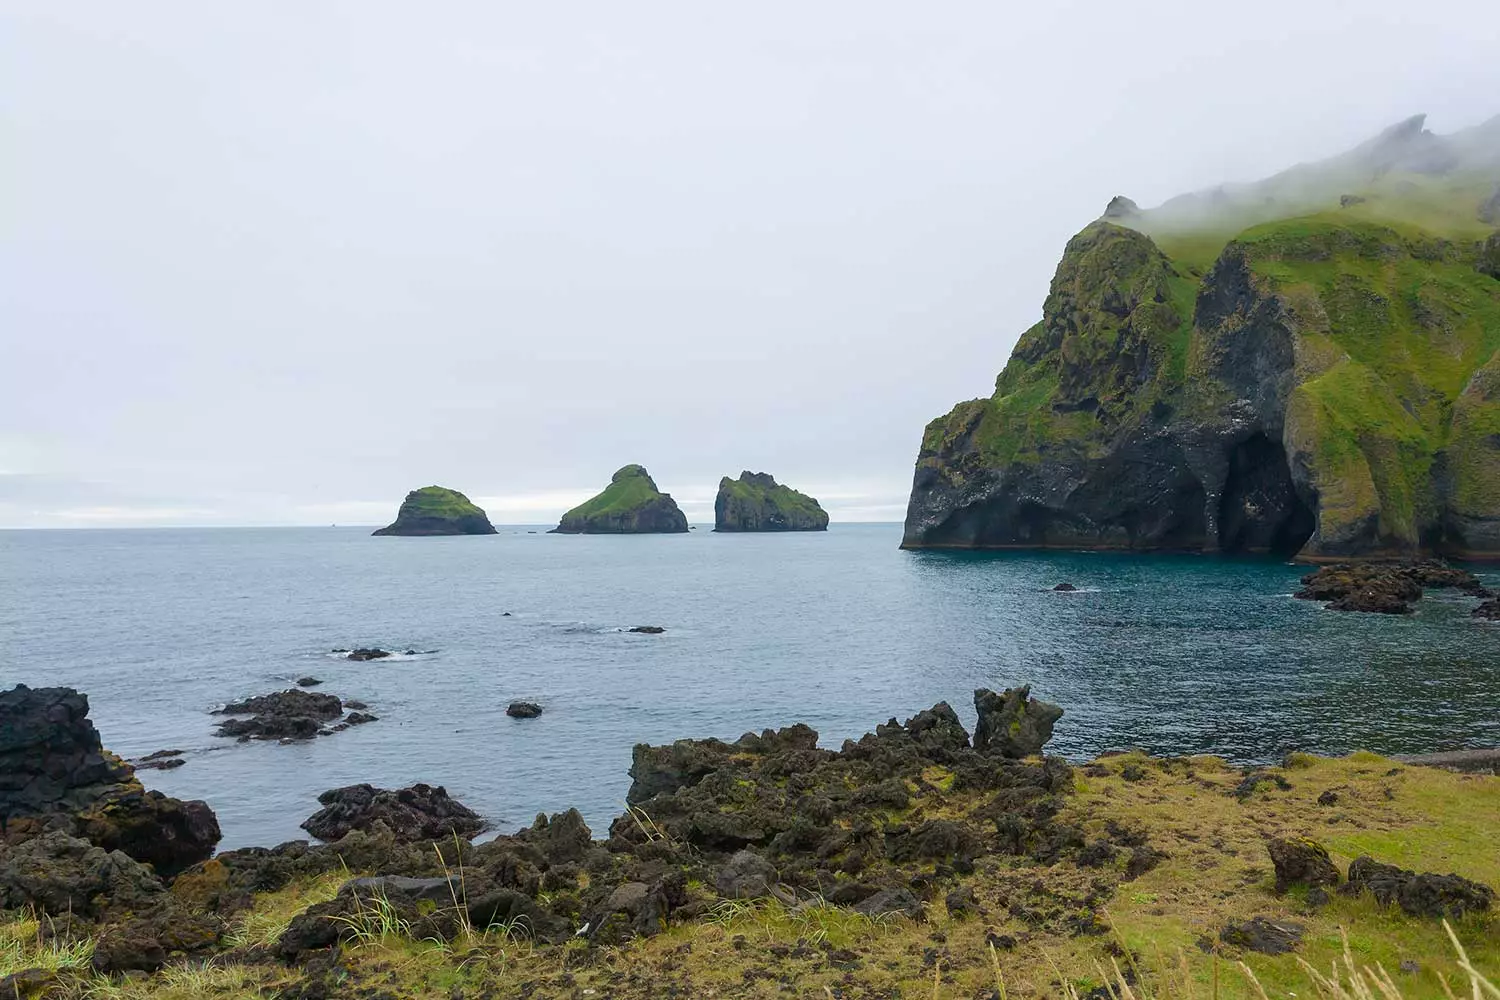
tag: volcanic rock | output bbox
[300,783,486,843]
[713,471,828,532]
[372,485,497,536]
[1346,855,1494,919]
[551,465,688,534]
[213,689,343,741]
[972,686,1063,758]
[1268,837,1340,894]
[506,701,543,719]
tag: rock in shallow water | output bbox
[213,689,344,741]
[506,701,543,718]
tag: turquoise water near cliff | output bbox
[2,524,1496,849]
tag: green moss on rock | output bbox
[372,486,496,537]
[552,465,688,534]
[713,472,828,532]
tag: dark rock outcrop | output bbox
[0,830,163,917]
[1220,916,1304,955]
[551,465,688,534]
[213,689,344,741]
[1294,561,1490,614]
[300,783,486,843]
[0,685,220,872]
[1268,837,1340,895]
[372,485,497,536]
[506,701,543,719]
[713,471,829,532]
[972,686,1062,758]
[1346,855,1494,919]
[346,648,391,661]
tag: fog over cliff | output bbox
[2,1,1498,527]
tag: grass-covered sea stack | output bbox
[713,471,829,532]
[551,464,689,534]
[903,113,1500,560]
[372,486,497,536]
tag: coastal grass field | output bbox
[5,751,1495,999]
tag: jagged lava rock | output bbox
[902,114,1500,560]
[713,471,829,532]
[972,686,1063,758]
[0,685,220,873]
[300,783,486,843]
[372,486,497,536]
[551,464,688,534]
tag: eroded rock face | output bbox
[551,465,689,534]
[901,121,1500,560]
[300,783,486,843]
[972,687,1062,759]
[0,685,220,873]
[713,472,829,532]
[372,486,497,536]
[0,830,163,918]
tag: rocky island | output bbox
[713,471,829,531]
[903,114,1500,560]
[371,486,496,536]
[551,464,688,534]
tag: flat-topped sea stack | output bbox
[551,464,688,534]
[714,471,829,532]
[903,113,1500,560]
[372,486,497,536]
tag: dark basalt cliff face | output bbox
[904,116,1500,560]
[373,486,496,536]
[714,471,829,532]
[552,465,689,534]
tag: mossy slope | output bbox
[371,486,496,536]
[904,114,1500,559]
[552,465,689,534]
[713,471,829,532]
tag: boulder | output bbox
[0,830,163,917]
[506,702,543,719]
[372,485,497,536]
[1220,916,1304,955]
[1346,856,1493,919]
[346,648,391,661]
[520,809,592,864]
[1053,582,1078,592]
[972,686,1062,758]
[300,783,485,843]
[296,677,322,687]
[1267,837,1340,894]
[551,465,689,534]
[0,686,220,871]
[715,849,778,899]
[852,887,924,919]
[713,471,829,532]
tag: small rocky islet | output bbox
[371,485,496,537]
[550,464,688,534]
[2,681,1496,997]
[713,471,828,532]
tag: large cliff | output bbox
[714,471,829,532]
[372,486,497,536]
[903,114,1500,560]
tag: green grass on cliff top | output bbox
[561,465,666,521]
[399,486,485,519]
[716,474,825,513]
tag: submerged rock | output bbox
[372,485,497,536]
[627,625,666,634]
[551,465,688,534]
[346,647,391,661]
[972,686,1063,758]
[1053,582,1078,592]
[713,471,828,532]
[300,783,486,843]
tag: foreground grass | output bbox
[10,752,1495,998]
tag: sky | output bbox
[2,2,1498,528]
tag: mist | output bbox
[3,1,1497,527]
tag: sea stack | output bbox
[714,471,829,532]
[552,465,688,534]
[372,486,497,536]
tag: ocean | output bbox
[3,524,1496,849]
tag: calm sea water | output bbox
[2,524,1497,849]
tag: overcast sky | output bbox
[2,2,1497,527]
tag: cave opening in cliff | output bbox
[1217,433,1315,555]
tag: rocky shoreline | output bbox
[1,683,1495,998]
